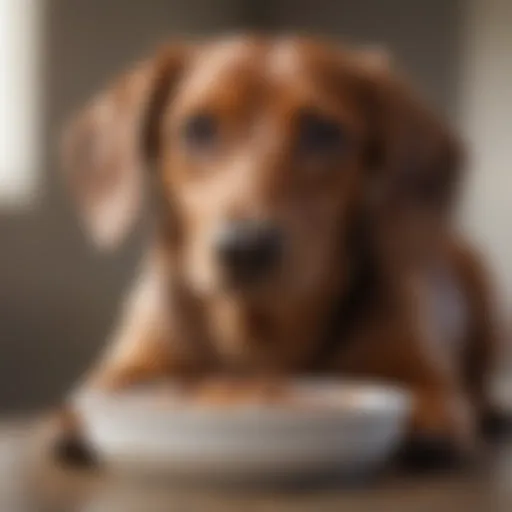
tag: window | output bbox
[0,0,41,207]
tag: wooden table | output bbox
[3,420,512,512]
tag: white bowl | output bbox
[74,379,411,484]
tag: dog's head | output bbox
[61,36,463,301]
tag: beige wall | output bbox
[460,0,512,316]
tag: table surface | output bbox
[2,420,512,512]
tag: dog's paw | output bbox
[398,434,468,472]
[480,407,512,442]
[53,434,98,469]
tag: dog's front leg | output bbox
[51,264,196,467]
[51,330,175,468]
[333,322,477,471]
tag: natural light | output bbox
[0,0,41,207]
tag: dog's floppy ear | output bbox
[60,45,188,250]
[358,54,464,214]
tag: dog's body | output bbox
[58,36,501,468]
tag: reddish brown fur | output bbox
[57,36,501,466]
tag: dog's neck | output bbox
[167,267,377,377]
[202,286,340,374]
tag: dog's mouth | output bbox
[220,267,283,299]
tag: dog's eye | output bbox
[296,111,345,156]
[182,113,218,149]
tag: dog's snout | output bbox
[216,221,283,283]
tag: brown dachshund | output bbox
[57,35,503,470]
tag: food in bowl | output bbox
[147,376,363,410]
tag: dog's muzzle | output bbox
[215,220,283,285]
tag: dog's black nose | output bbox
[216,221,283,283]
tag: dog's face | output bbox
[157,40,372,298]
[62,37,462,302]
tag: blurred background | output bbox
[0,0,510,413]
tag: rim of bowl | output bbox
[73,378,412,423]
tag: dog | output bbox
[56,35,503,470]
